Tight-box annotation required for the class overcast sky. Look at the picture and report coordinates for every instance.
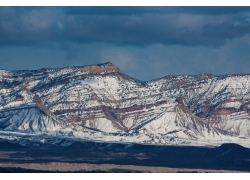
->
[0,6,250,80]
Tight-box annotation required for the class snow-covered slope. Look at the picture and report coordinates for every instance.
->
[0,62,250,147]
[0,105,68,134]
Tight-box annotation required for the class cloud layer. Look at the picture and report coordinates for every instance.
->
[1,7,250,46]
[0,7,250,80]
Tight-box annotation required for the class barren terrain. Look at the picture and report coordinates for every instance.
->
[0,140,249,173]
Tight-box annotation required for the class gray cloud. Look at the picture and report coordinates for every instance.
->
[1,7,250,47]
[63,7,250,16]
[0,7,250,81]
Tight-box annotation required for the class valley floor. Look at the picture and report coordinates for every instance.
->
[0,140,250,173]
[0,162,247,173]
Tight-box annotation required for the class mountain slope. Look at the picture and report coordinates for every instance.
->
[0,62,250,147]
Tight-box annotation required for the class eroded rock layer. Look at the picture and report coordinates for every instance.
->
[0,62,250,147]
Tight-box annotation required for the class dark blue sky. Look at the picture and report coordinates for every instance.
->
[0,6,250,80]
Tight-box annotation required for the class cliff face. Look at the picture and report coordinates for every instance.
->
[0,62,250,147]
[81,63,120,74]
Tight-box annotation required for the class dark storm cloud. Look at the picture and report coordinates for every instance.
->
[64,6,250,16]
[1,6,250,47]
[0,7,59,46]
[61,13,250,46]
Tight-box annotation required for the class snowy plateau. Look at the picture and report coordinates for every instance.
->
[0,62,250,148]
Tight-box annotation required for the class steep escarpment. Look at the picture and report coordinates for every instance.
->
[0,62,250,147]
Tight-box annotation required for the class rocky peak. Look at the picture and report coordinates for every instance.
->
[81,62,120,74]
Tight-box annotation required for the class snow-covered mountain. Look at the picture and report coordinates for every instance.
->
[0,62,250,147]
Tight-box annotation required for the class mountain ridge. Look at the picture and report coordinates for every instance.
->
[0,62,250,148]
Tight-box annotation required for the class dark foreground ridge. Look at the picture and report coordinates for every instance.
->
[0,140,249,172]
